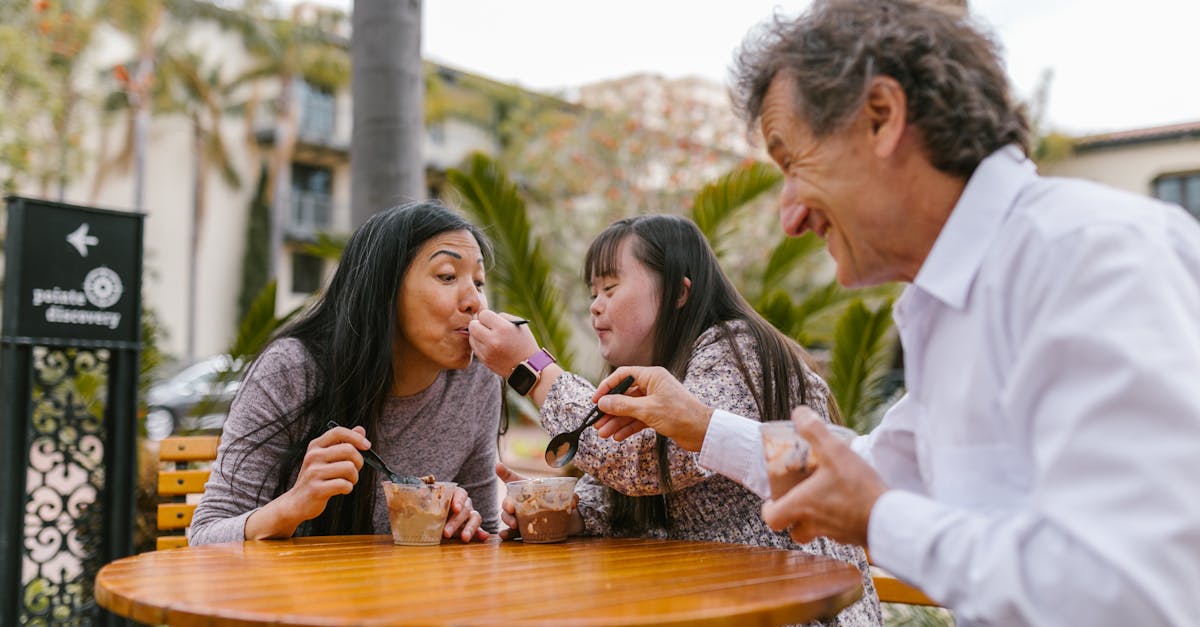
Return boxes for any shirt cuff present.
[699,409,771,499]
[867,489,947,582]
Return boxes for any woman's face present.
[394,230,487,376]
[589,238,660,367]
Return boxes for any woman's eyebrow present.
[428,249,462,261]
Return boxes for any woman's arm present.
[189,342,310,544]
[242,425,370,540]
[190,341,371,544]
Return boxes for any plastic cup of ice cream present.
[506,476,578,543]
[761,420,859,500]
[761,421,812,500]
[382,481,456,546]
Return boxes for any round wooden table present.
[96,535,863,626]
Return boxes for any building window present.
[298,80,336,143]
[291,252,324,294]
[1154,172,1200,219]
[290,163,332,237]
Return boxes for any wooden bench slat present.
[155,435,220,550]
[157,503,197,530]
[158,469,211,496]
[158,436,220,463]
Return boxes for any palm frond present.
[300,232,349,260]
[789,280,848,341]
[690,161,780,259]
[447,152,575,371]
[227,280,301,364]
[753,278,849,346]
[826,298,896,432]
[756,289,799,337]
[761,232,824,291]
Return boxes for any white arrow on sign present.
[66,223,99,257]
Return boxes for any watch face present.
[508,364,537,395]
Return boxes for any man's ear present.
[676,277,692,309]
[863,75,907,158]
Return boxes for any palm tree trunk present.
[267,75,297,283]
[350,0,425,228]
[188,113,205,359]
[130,4,162,212]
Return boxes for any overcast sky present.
[309,1,1200,136]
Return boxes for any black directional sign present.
[3,196,143,344]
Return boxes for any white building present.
[1040,120,1200,219]
[19,12,515,362]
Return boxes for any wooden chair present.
[870,563,940,606]
[156,435,219,550]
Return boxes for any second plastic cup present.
[761,421,812,500]
[761,420,859,500]
[382,481,457,546]
[506,476,578,543]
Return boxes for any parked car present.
[144,354,243,441]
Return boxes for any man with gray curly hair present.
[589,1,1200,625]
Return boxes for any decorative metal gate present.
[2,197,143,626]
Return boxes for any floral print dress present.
[540,321,882,627]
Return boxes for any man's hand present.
[591,366,714,452]
[760,408,888,547]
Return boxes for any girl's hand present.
[494,462,585,540]
[468,310,539,378]
[495,462,526,540]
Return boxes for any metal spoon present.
[324,420,420,484]
[544,375,635,468]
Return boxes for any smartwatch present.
[507,348,556,396]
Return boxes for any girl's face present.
[589,238,660,367]
[394,230,487,379]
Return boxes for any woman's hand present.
[245,424,369,539]
[444,485,490,543]
[495,462,526,540]
[468,310,539,378]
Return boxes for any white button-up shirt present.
[699,146,1200,626]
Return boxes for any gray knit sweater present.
[541,321,882,626]
[189,338,502,545]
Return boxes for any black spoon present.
[543,375,635,468]
[324,420,420,485]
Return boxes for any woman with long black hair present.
[191,201,500,544]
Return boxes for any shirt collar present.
[912,145,1037,310]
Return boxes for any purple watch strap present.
[525,348,555,372]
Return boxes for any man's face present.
[760,74,907,287]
